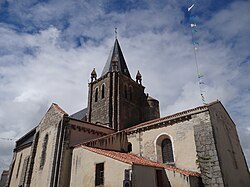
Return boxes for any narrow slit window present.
[40,134,49,169]
[16,153,22,178]
[129,86,133,101]
[95,88,99,102]
[95,163,104,186]
[128,143,132,153]
[124,85,128,99]
[101,84,105,99]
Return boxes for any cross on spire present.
[115,28,117,39]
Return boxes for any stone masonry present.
[194,112,224,187]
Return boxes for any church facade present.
[4,39,250,187]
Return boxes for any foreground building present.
[5,39,250,187]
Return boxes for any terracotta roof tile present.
[81,146,200,177]
[52,103,68,115]
[1,170,9,175]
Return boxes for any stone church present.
[4,39,250,187]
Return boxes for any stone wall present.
[118,74,148,130]
[28,104,65,187]
[193,111,224,186]
[88,73,111,126]
[87,71,159,131]
[8,146,31,187]
[208,102,250,186]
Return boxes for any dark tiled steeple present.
[101,39,131,78]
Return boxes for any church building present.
[4,39,250,187]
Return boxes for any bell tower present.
[87,39,160,131]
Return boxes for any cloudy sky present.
[0,0,249,173]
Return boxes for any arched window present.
[95,87,99,102]
[124,85,128,99]
[129,86,133,101]
[127,142,132,153]
[162,139,174,163]
[40,134,49,169]
[101,84,105,99]
[156,134,174,164]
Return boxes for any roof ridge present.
[52,103,68,115]
[125,101,219,131]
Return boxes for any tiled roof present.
[126,101,220,131]
[52,103,68,115]
[1,170,9,175]
[81,146,200,177]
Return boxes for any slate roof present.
[101,39,131,78]
[81,145,200,177]
[70,108,88,120]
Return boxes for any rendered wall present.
[83,131,128,152]
[70,148,131,187]
[68,119,114,147]
[132,165,170,187]
[165,169,195,187]
[9,146,31,187]
[28,105,64,187]
[209,102,250,186]
[127,113,203,172]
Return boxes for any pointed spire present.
[111,54,119,72]
[101,39,131,78]
[91,68,97,82]
[136,70,142,84]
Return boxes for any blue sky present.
[0,0,250,173]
